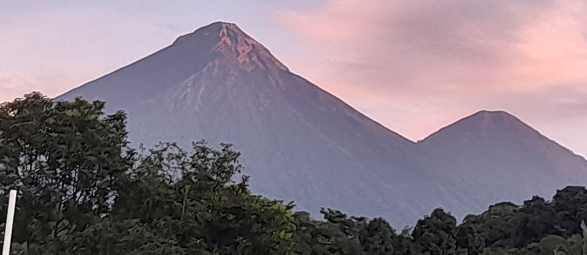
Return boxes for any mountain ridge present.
[56,21,587,226]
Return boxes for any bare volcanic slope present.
[57,22,483,226]
[418,110,587,205]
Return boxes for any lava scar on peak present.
[174,21,289,73]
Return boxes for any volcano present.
[58,22,587,227]
[419,110,587,205]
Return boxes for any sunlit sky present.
[2,0,587,157]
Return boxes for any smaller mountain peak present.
[467,110,523,127]
[471,110,514,118]
[420,110,540,144]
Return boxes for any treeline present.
[1,92,587,255]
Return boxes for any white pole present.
[2,190,16,255]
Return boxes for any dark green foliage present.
[553,187,587,236]
[3,92,587,255]
[359,218,397,255]
[0,93,295,255]
[412,208,458,255]
[0,92,132,247]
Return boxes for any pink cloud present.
[280,0,587,91]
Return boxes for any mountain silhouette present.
[58,22,587,226]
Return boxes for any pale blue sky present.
[2,0,587,157]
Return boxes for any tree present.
[0,92,133,247]
[0,93,296,254]
[553,187,587,236]
[412,208,459,255]
[359,218,397,255]
[110,141,297,255]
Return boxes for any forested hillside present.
[2,93,587,255]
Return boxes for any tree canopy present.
[2,92,587,255]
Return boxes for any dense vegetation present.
[1,92,587,255]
